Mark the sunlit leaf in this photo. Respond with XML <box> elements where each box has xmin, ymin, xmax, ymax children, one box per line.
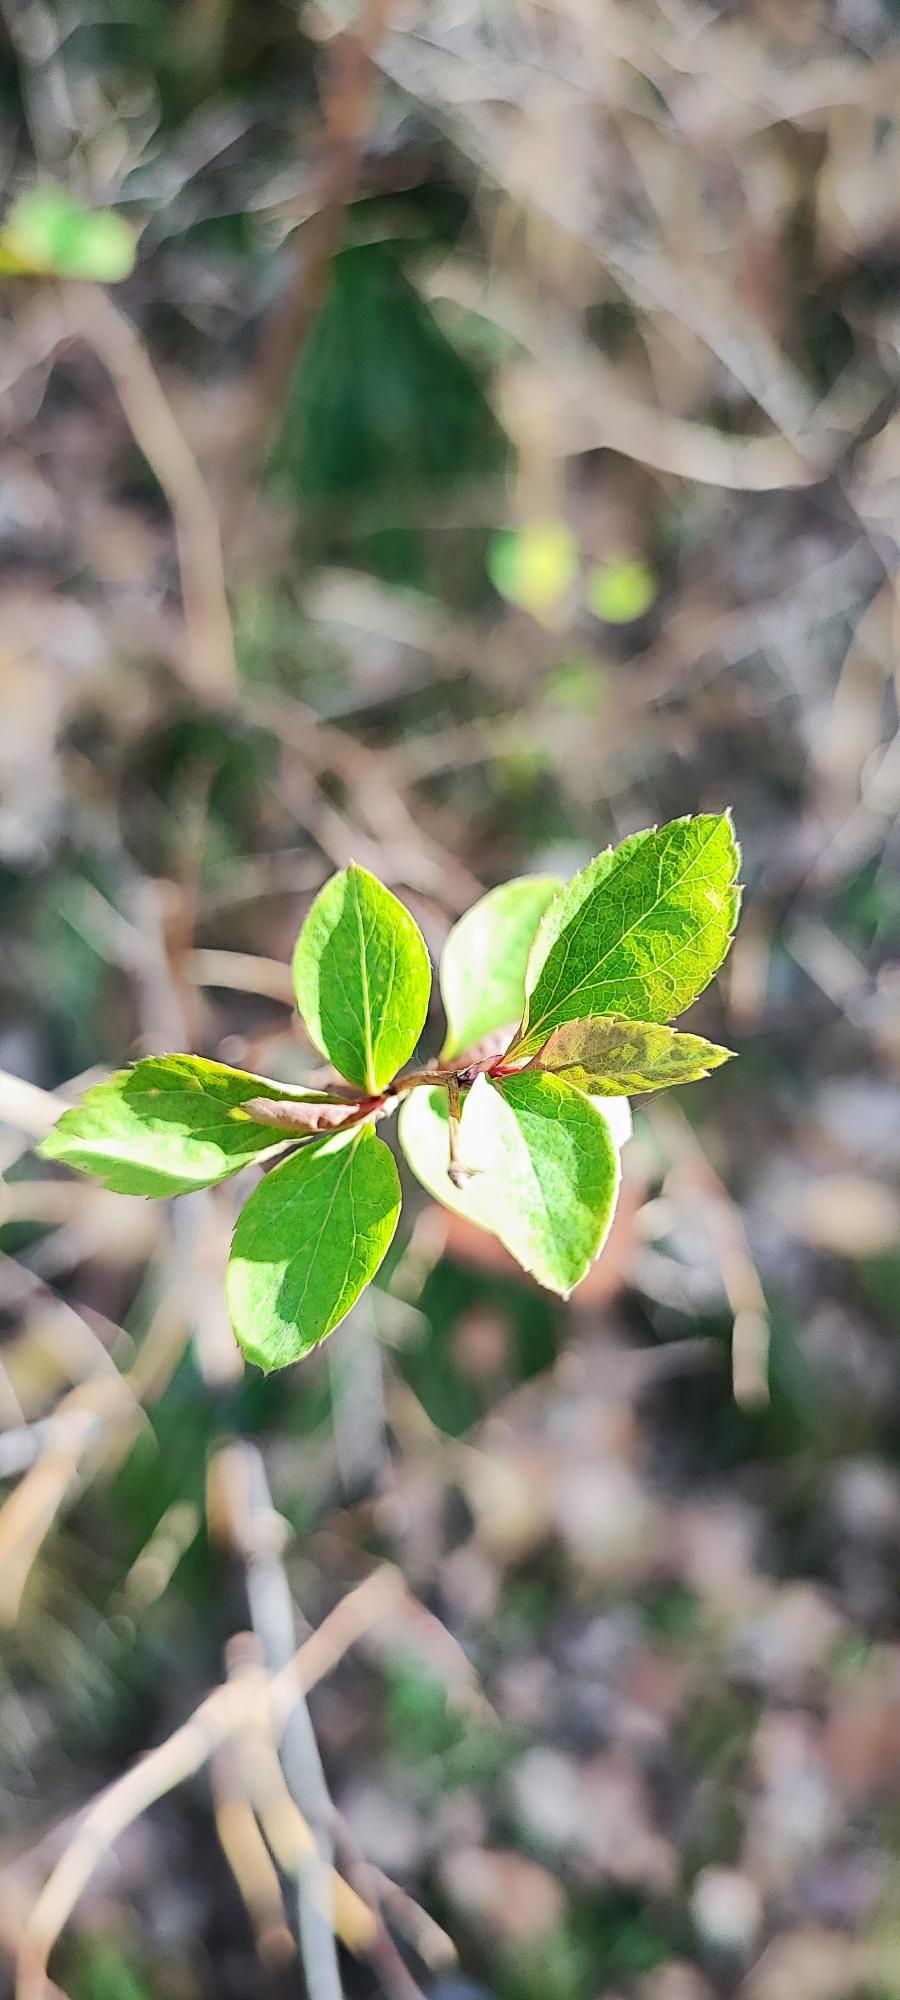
<box><xmin>38</xmin><ymin>1055</ymin><xmax>326</xmax><ymax>1197</ymax></box>
<box><xmin>587</xmin><ymin>556</ymin><xmax>657</xmax><ymax>624</ymax></box>
<box><xmin>0</xmin><ymin>185</ymin><xmax>135</xmax><ymax>281</ymax></box>
<box><xmin>399</xmin><ymin>1070</ymin><xmax>620</xmax><ymax>1295</ymax></box>
<box><xmin>487</xmin><ymin>520</ymin><xmax>579</xmax><ymax>622</ymax></box>
<box><xmin>509</xmin><ymin>813</ymin><xmax>740</xmax><ymax>1059</ymax></box>
<box><xmin>439</xmin><ymin>875</ymin><xmax>561</xmax><ymax>1061</ymax></box>
<box><xmin>534</xmin><ymin>1015</ymin><xmax>734</xmax><ymax>1094</ymax></box>
<box><xmin>226</xmin><ymin>1127</ymin><xmax>401</xmax><ymax>1369</ymax></box>
<box><xmin>292</xmin><ymin>864</ymin><xmax>432</xmax><ymax>1093</ymax></box>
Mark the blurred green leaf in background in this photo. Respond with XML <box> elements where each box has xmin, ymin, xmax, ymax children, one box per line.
<box><xmin>0</xmin><ymin>185</ymin><xmax>136</xmax><ymax>280</ymax></box>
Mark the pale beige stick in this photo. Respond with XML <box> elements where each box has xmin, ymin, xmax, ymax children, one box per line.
<box><xmin>363</xmin><ymin>1870</ymin><xmax>455</xmax><ymax>1970</ymax></box>
<box><xmin>650</xmin><ymin>1102</ymin><xmax>770</xmax><ymax>1409</ymax></box>
<box><xmin>0</xmin><ymin>1377</ymin><xmax>141</xmax><ymax>1627</ymax></box>
<box><xmin>211</xmin><ymin>1447</ymin><xmax>432</xmax><ymax>1996</ymax></box>
<box><xmin>16</xmin><ymin>1565</ymin><xmax>400</xmax><ymax>2000</ymax></box>
<box><xmin>0</xmin><ymin>1070</ymin><xmax>68</xmax><ymax>1141</ymax></box>
<box><xmin>210</xmin><ymin>1740</ymin><xmax>295</xmax><ymax>1967</ymax></box>
<box><xmin>184</xmin><ymin>948</ymin><xmax>295</xmax><ymax>1003</ymax></box>
<box><xmin>212</xmin><ymin>1441</ymin><xmax>362</xmax><ymax>2000</ymax></box>
<box><xmin>226</xmin><ymin>1649</ymin><xmax>377</xmax><ymax>1954</ymax></box>
<box><xmin>16</xmin><ymin>1681</ymin><xmax>250</xmax><ymax>2000</ymax></box>
<box><xmin>424</xmin><ymin>262</ymin><xmax>822</xmax><ymax>490</ymax></box>
<box><xmin>60</xmin><ymin>282</ymin><xmax>236</xmax><ymax>701</ymax></box>
<box><xmin>0</xmin><ymin>1285</ymin><xmax>192</xmax><ymax>1619</ymax></box>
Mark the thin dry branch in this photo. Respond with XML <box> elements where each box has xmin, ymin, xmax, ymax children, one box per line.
<box><xmin>15</xmin><ymin>1565</ymin><xmax>402</xmax><ymax>2000</ymax></box>
<box><xmin>212</xmin><ymin>1441</ymin><xmax>346</xmax><ymax>2000</ymax></box>
<box><xmin>0</xmin><ymin>1070</ymin><xmax>70</xmax><ymax>1141</ymax></box>
<box><xmin>427</xmin><ymin>263</ymin><xmax>824</xmax><ymax>492</ymax></box>
<box><xmin>210</xmin><ymin>1741</ymin><xmax>295</xmax><ymax>1967</ymax></box>
<box><xmin>60</xmin><ymin>282</ymin><xmax>237</xmax><ymax>701</ymax></box>
<box><xmin>650</xmin><ymin>1101</ymin><xmax>771</xmax><ymax>1410</ymax></box>
<box><xmin>185</xmin><ymin>947</ymin><xmax>296</xmax><ymax>1004</ymax></box>
<box><xmin>0</xmin><ymin>1376</ymin><xmax>140</xmax><ymax>1626</ymax></box>
<box><xmin>243</xmin><ymin>0</ymin><xmax>394</xmax><ymax>464</ymax></box>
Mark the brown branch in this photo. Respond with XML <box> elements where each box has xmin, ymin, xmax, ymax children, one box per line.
<box><xmin>59</xmin><ymin>282</ymin><xmax>237</xmax><ymax>702</ymax></box>
<box><xmin>244</xmin><ymin>0</ymin><xmax>393</xmax><ymax>467</ymax></box>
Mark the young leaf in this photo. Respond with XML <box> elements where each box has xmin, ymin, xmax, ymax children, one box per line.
<box><xmin>439</xmin><ymin>875</ymin><xmax>562</xmax><ymax>1061</ymax></box>
<box><xmin>292</xmin><ymin>864</ymin><xmax>431</xmax><ymax>1093</ymax></box>
<box><xmin>534</xmin><ymin>1016</ymin><xmax>734</xmax><ymax>1095</ymax></box>
<box><xmin>399</xmin><ymin>1072</ymin><xmax>620</xmax><ymax>1296</ymax></box>
<box><xmin>226</xmin><ymin>1127</ymin><xmax>401</xmax><ymax>1370</ymax></box>
<box><xmin>509</xmin><ymin>813</ymin><xmax>740</xmax><ymax>1058</ymax></box>
<box><xmin>38</xmin><ymin>1056</ymin><xmax>331</xmax><ymax>1197</ymax></box>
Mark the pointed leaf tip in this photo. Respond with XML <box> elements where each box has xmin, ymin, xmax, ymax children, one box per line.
<box><xmin>534</xmin><ymin>1016</ymin><xmax>735</xmax><ymax>1095</ymax></box>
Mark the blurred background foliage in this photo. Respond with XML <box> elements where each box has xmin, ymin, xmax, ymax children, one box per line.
<box><xmin>3</xmin><ymin>2</ymin><xmax>900</xmax><ymax>1999</ymax></box>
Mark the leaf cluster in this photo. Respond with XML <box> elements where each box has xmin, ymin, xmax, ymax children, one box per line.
<box><xmin>40</xmin><ymin>815</ymin><xmax>740</xmax><ymax>1369</ymax></box>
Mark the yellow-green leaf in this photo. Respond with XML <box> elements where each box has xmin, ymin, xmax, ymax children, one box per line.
<box><xmin>534</xmin><ymin>1016</ymin><xmax>734</xmax><ymax>1094</ymax></box>
<box><xmin>487</xmin><ymin>520</ymin><xmax>579</xmax><ymax>622</ymax></box>
<box><xmin>1</xmin><ymin>185</ymin><xmax>135</xmax><ymax>281</ymax></box>
<box><xmin>587</xmin><ymin>556</ymin><xmax>656</xmax><ymax>624</ymax></box>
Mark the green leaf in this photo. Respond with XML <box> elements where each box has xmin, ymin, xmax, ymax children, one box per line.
<box><xmin>534</xmin><ymin>1016</ymin><xmax>734</xmax><ymax>1094</ymax></box>
<box><xmin>226</xmin><ymin>1127</ymin><xmax>401</xmax><ymax>1370</ymax></box>
<box><xmin>486</xmin><ymin>520</ymin><xmax>579</xmax><ymax>622</ymax></box>
<box><xmin>292</xmin><ymin>864</ymin><xmax>432</xmax><ymax>1093</ymax></box>
<box><xmin>399</xmin><ymin>1071</ymin><xmax>620</xmax><ymax>1296</ymax></box>
<box><xmin>0</xmin><ymin>185</ymin><xmax>136</xmax><ymax>281</ymax></box>
<box><xmin>269</xmin><ymin>242</ymin><xmax>506</xmax><ymax>506</ymax></box>
<box><xmin>37</xmin><ymin>1055</ymin><xmax>328</xmax><ymax>1197</ymax></box>
<box><xmin>509</xmin><ymin>813</ymin><xmax>740</xmax><ymax>1059</ymax></box>
<box><xmin>439</xmin><ymin>875</ymin><xmax>562</xmax><ymax>1061</ymax></box>
<box><xmin>586</xmin><ymin>556</ymin><xmax>657</xmax><ymax>624</ymax></box>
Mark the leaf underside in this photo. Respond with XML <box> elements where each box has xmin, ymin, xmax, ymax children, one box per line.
<box><xmin>226</xmin><ymin>1126</ymin><xmax>402</xmax><ymax>1370</ymax></box>
<box><xmin>400</xmin><ymin>1071</ymin><xmax>621</xmax><ymax>1296</ymax></box>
